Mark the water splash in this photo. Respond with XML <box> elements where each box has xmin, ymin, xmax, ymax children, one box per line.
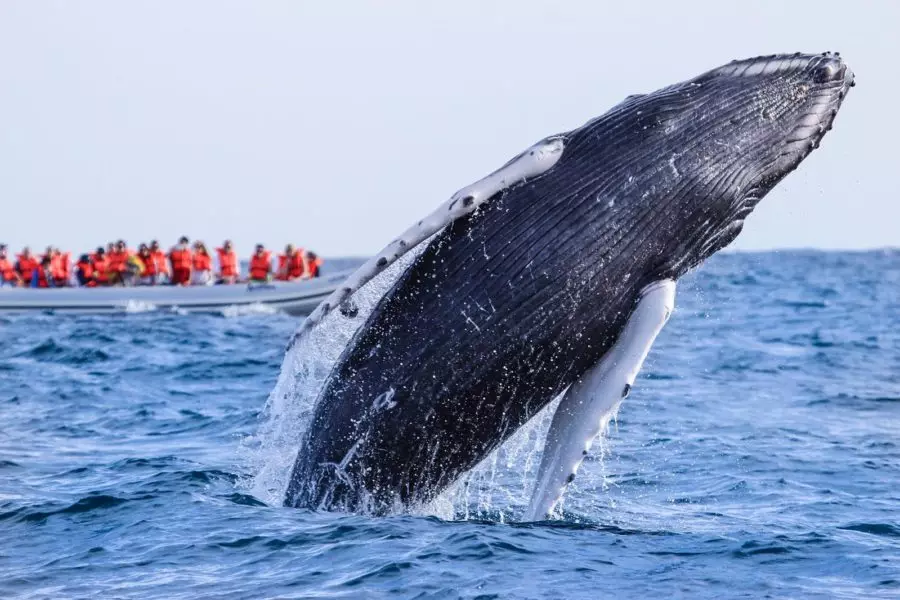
<box><xmin>219</xmin><ymin>303</ymin><xmax>279</xmax><ymax>318</ymax></box>
<box><xmin>241</xmin><ymin>247</ymin><xmax>426</xmax><ymax>506</ymax></box>
<box><xmin>122</xmin><ymin>300</ymin><xmax>159</xmax><ymax>313</ymax></box>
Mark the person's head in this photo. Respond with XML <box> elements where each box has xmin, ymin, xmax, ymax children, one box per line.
<box><xmin>194</xmin><ymin>241</ymin><xmax>207</xmax><ymax>254</ymax></box>
<box><xmin>255</xmin><ymin>244</ymin><xmax>265</xmax><ymax>255</ymax></box>
<box><xmin>222</xmin><ymin>240</ymin><xmax>233</xmax><ymax>251</ymax></box>
<box><xmin>179</xmin><ymin>236</ymin><xmax>189</xmax><ymax>246</ymax></box>
<box><xmin>107</xmin><ymin>242</ymin><xmax>115</xmax><ymax>252</ymax></box>
<box><xmin>139</xmin><ymin>243</ymin><xmax>149</xmax><ymax>254</ymax></box>
<box><xmin>307</xmin><ymin>251</ymin><xmax>318</xmax><ymax>260</ymax></box>
<box><xmin>0</xmin><ymin>244</ymin><xmax>6</xmax><ymax>258</ymax></box>
<box><xmin>41</xmin><ymin>256</ymin><xmax>51</xmax><ymax>267</ymax></box>
<box><xmin>95</xmin><ymin>246</ymin><xmax>105</xmax><ymax>257</ymax></box>
<box><xmin>79</xmin><ymin>254</ymin><xmax>90</xmax><ymax>264</ymax></box>
<box><xmin>22</xmin><ymin>246</ymin><xmax>31</xmax><ymax>257</ymax></box>
<box><xmin>284</xmin><ymin>244</ymin><xmax>295</xmax><ymax>255</ymax></box>
<box><xmin>115</xmin><ymin>240</ymin><xmax>126</xmax><ymax>252</ymax></box>
<box><xmin>44</xmin><ymin>246</ymin><xmax>53</xmax><ymax>256</ymax></box>
<box><xmin>150</xmin><ymin>240</ymin><xmax>159</xmax><ymax>250</ymax></box>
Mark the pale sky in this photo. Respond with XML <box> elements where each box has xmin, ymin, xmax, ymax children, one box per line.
<box><xmin>0</xmin><ymin>1</ymin><xmax>895</xmax><ymax>258</ymax></box>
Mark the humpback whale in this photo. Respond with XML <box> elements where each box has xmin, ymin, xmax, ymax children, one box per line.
<box><xmin>283</xmin><ymin>53</ymin><xmax>854</xmax><ymax>518</ymax></box>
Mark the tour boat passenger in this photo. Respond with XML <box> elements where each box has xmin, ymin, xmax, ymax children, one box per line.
<box><xmin>191</xmin><ymin>242</ymin><xmax>213</xmax><ymax>286</ymax></box>
<box><xmin>249</xmin><ymin>244</ymin><xmax>272</xmax><ymax>283</ymax></box>
<box><xmin>169</xmin><ymin>236</ymin><xmax>192</xmax><ymax>286</ymax></box>
<box><xmin>215</xmin><ymin>240</ymin><xmax>239</xmax><ymax>284</ymax></box>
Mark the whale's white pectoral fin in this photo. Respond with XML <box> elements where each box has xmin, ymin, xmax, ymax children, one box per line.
<box><xmin>287</xmin><ymin>136</ymin><xmax>566</xmax><ymax>348</ymax></box>
<box><xmin>524</xmin><ymin>279</ymin><xmax>676</xmax><ymax>521</ymax></box>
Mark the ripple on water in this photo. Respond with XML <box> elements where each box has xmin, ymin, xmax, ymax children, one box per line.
<box><xmin>0</xmin><ymin>252</ymin><xmax>897</xmax><ymax>599</ymax></box>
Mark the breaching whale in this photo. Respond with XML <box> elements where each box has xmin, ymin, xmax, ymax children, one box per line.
<box><xmin>283</xmin><ymin>53</ymin><xmax>854</xmax><ymax>518</ymax></box>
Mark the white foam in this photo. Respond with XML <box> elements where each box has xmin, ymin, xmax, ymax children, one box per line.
<box><xmin>219</xmin><ymin>302</ymin><xmax>279</xmax><ymax>318</ymax></box>
<box><xmin>121</xmin><ymin>300</ymin><xmax>158</xmax><ymax>313</ymax></box>
<box><xmin>239</xmin><ymin>247</ymin><xmax>425</xmax><ymax>506</ymax></box>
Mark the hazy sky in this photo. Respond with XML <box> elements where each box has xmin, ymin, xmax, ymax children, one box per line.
<box><xmin>0</xmin><ymin>1</ymin><xmax>895</xmax><ymax>257</ymax></box>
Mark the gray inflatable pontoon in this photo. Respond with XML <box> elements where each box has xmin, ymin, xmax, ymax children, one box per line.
<box><xmin>0</xmin><ymin>271</ymin><xmax>350</xmax><ymax>315</ymax></box>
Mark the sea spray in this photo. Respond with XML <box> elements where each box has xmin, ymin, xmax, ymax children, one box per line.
<box><xmin>240</xmin><ymin>248</ymin><xmax>427</xmax><ymax>505</ymax></box>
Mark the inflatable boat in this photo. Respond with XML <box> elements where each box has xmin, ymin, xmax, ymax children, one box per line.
<box><xmin>0</xmin><ymin>271</ymin><xmax>350</xmax><ymax>316</ymax></box>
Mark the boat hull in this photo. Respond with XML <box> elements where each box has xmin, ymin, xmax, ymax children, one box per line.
<box><xmin>0</xmin><ymin>272</ymin><xmax>349</xmax><ymax>316</ymax></box>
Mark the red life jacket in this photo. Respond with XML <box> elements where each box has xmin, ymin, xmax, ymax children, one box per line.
<box><xmin>0</xmin><ymin>257</ymin><xmax>17</xmax><ymax>282</ymax></box>
<box><xmin>152</xmin><ymin>250</ymin><xmax>169</xmax><ymax>275</ymax></box>
<box><xmin>58</xmin><ymin>252</ymin><xmax>71</xmax><ymax>283</ymax></box>
<box><xmin>306</xmin><ymin>256</ymin><xmax>323</xmax><ymax>278</ymax></box>
<box><xmin>216</xmin><ymin>248</ymin><xmax>238</xmax><ymax>278</ymax></box>
<box><xmin>276</xmin><ymin>252</ymin><xmax>307</xmax><ymax>280</ymax></box>
<box><xmin>249</xmin><ymin>251</ymin><xmax>272</xmax><ymax>280</ymax></box>
<box><xmin>16</xmin><ymin>255</ymin><xmax>38</xmax><ymax>281</ymax></box>
<box><xmin>76</xmin><ymin>260</ymin><xmax>94</xmax><ymax>278</ymax></box>
<box><xmin>91</xmin><ymin>255</ymin><xmax>110</xmax><ymax>284</ymax></box>
<box><xmin>169</xmin><ymin>248</ymin><xmax>192</xmax><ymax>271</ymax></box>
<box><xmin>107</xmin><ymin>250</ymin><xmax>130</xmax><ymax>273</ymax></box>
<box><xmin>289</xmin><ymin>252</ymin><xmax>306</xmax><ymax>278</ymax></box>
<box><xmin>192</xmin><ymin>252</ymin><xmax>212</xmax><ymax>272</ymax></box>
<box><xmin>140</xmin><ymin>253</ymin><xmax>157</xmax><ymax>276</ymax></box>
<box><xmin>47</xmin><ymin>252</ymin><xmax>68</xmax><ymax>283</ymax></box>
<box><xmin>34</xmin><ymin>265</ymin><xmax>49</xmax><ymax>288</ymax></box>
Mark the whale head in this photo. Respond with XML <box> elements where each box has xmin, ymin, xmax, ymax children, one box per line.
<box><xmin>591</xmin><ymin>52</ymin><xmax>854</xmax><ymax>278</ymax></box>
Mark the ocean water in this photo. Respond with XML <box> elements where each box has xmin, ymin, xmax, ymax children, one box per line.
<box><xmin>1</xmin><ymin>251</ymin><xmax>898</xmax><ymax>599</ymax></box>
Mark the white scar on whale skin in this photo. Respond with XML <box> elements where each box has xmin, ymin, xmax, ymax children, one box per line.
<box><xmin>286</xmin><ymin>135</ymin><xmax>566</xmax><ymax>349</ymax></box>
<box><xmin>524</xmin><ymin>279</ymin><xmax>676</xmax><ymax>521</ymax></box>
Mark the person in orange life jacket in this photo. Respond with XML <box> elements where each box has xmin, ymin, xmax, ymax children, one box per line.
<box><xmin>41</xmin><ymin>246</ymin><xmax>58</xmax><ymax>281</ymax></box>
<box><xmin>16</xmin><ymin>247</ymin><xmax>39</xmax><ymax>284</ymax></box>
<box><xmin>169</xmin><ymin>236</ymin><xmax>192</xmax><ymax>286</ymax></box>
<box><xmin>75</xmin><ymin>254</ymin><xmax>96</xmax><ymax>287</ymax></box>
<box><xmin>215</xmin><ymin>240</ymin><xmax>239</xmax><ymax>284</ymax></box>
<box><xmin>58</xmin><ymin>248</ymin><xmax>72</xmax><ymax>286</ymax></box>
<box><xmin>276</xmin><ymin>244</ymin><xmax>306</xmax><ymax>281</ymax></box>
<box><xmin>150</xmin><ymin>240</ymin><xmax>169</xmax><ymax>285</ymax></box>
<box><xmin>47</xmin><ymin>247</ymin><xmax>70</xmax><ymax>287</ymax></box>
<box><xmin>248</xmin><ymin>244</ymin><xmax>272</xmax><ymax>283</ymax></box>
<box><xmin>107</xmin><ymin>240</ymin><xmax>131</xmax><ymax>285</ymax></box>
<box><xmin>138</xmin><ymin>244</ymin><xmax>157</xmax><ymax>285</ymax></box>
<box><xmin>30</xmin><ymin>256</ymin><xmax>54</xmax><ymax>288</ymax></box>
<box><xmin>0</xmin><ymin>244</ymin><xmax>20</xmax><ymax>287</ymax></box>
<box><xmin>305</xmin><ymin>250</ymin><xmax>323</xmax><ymax>278</ymax></box>
<box><xmin>91</xmin><ymin>247</ymin><xmax>110</xmax><ymax>286</ymax></box>
<box><xmin>191</xmin><ymin>241</ymin><xmax>213</xmax><ymax>286</ymax></box>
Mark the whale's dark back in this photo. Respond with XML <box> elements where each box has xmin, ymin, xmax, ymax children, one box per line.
<box><xmin>286</xmin><ymin>53</ymin><xmax>853</xmax><ymax>512</ymax></box>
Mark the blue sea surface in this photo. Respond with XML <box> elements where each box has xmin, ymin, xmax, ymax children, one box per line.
<box><xmin>1</xmin><ymin>251</ymin><xmax>898</xmax><ymax>599</ymax></box>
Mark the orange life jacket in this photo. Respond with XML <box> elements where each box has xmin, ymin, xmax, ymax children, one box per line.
<box><xmin>169</xmin><ymin>247</ymin><xmax>192</xmax><ymax>271</ymax></box>
<box><xmin>306</xmin><ymin>256</ymin><xmax>323</xmax><ymax>278</ymax></box>
<box><xmin>0</xmin><ymin>257</ymin><xmax>16</xmax><ymax>282</ymax></box>
<box><xmin>16</xmin><ymin>255</ymin><xmax>38</xmax><ymax>281</ymax></box>
<box><xmin>249</xmin><ymin>251</ymin><xmax>272</xmax><ymax>280</ymax></box>
<box><xmin>91</xmin><ymin>255</ymin><xmax>110</xmax><ymax>284</ymax></box>
<box><xmin>289</xmin><ymin>253</ymin><xmax>306</xmax><ymax>278</ymax></box>
<box><xmin>107</xmin><ymin>250</ymin><xmax>130</xmax><ymax>273</ymax></box>
<box><xmin>193</xmin><ymin>252</ymin><xmax>212</xmax><ymax>272</ymax></box>
<box><xmin>276</xmin><ymin>255</ymin><xmax>289</xmax><ymax>280</ymax></box>
<box><xmin>33</xmin><ymin>265</ymin><xmax>49</xmax><ymax>288</ymax></box>
<box><xmin>216</xmin><ymin>248</ymin><xmax>238</xmax><ymax>278</ymax></box>
<box><xmin>58</xmin><ymin>252</ymin><xmax>71</xmax><ymax>282</ymax></box>
<box><xmin>47</xmin><ymin>252</ymin><xmax>68</xmax><ymax>283</ymax></box>
<box><xmin>140</xmin><ymin>253</ymin><xmax>157</xmax><ymax>276</ymax></box>
<box><xmin>152</xmin><ymin>250</ymin><xmax>169</xmax><ymax>275</ymax></box>
<box><xmin>276</xmin><ymin>252</ymin><xmax>307</xmax><ymax>280</ymax></box>
<box><xmin>76</xmin><ymin>260</ymin><xmax>93</xmax><ymax>279</ymax></box>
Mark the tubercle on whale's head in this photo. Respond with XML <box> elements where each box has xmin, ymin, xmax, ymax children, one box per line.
<box><xmin>660</xmin><ymin>52</ymin><xmax>854</xmax><ymax>276</ymax></box>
